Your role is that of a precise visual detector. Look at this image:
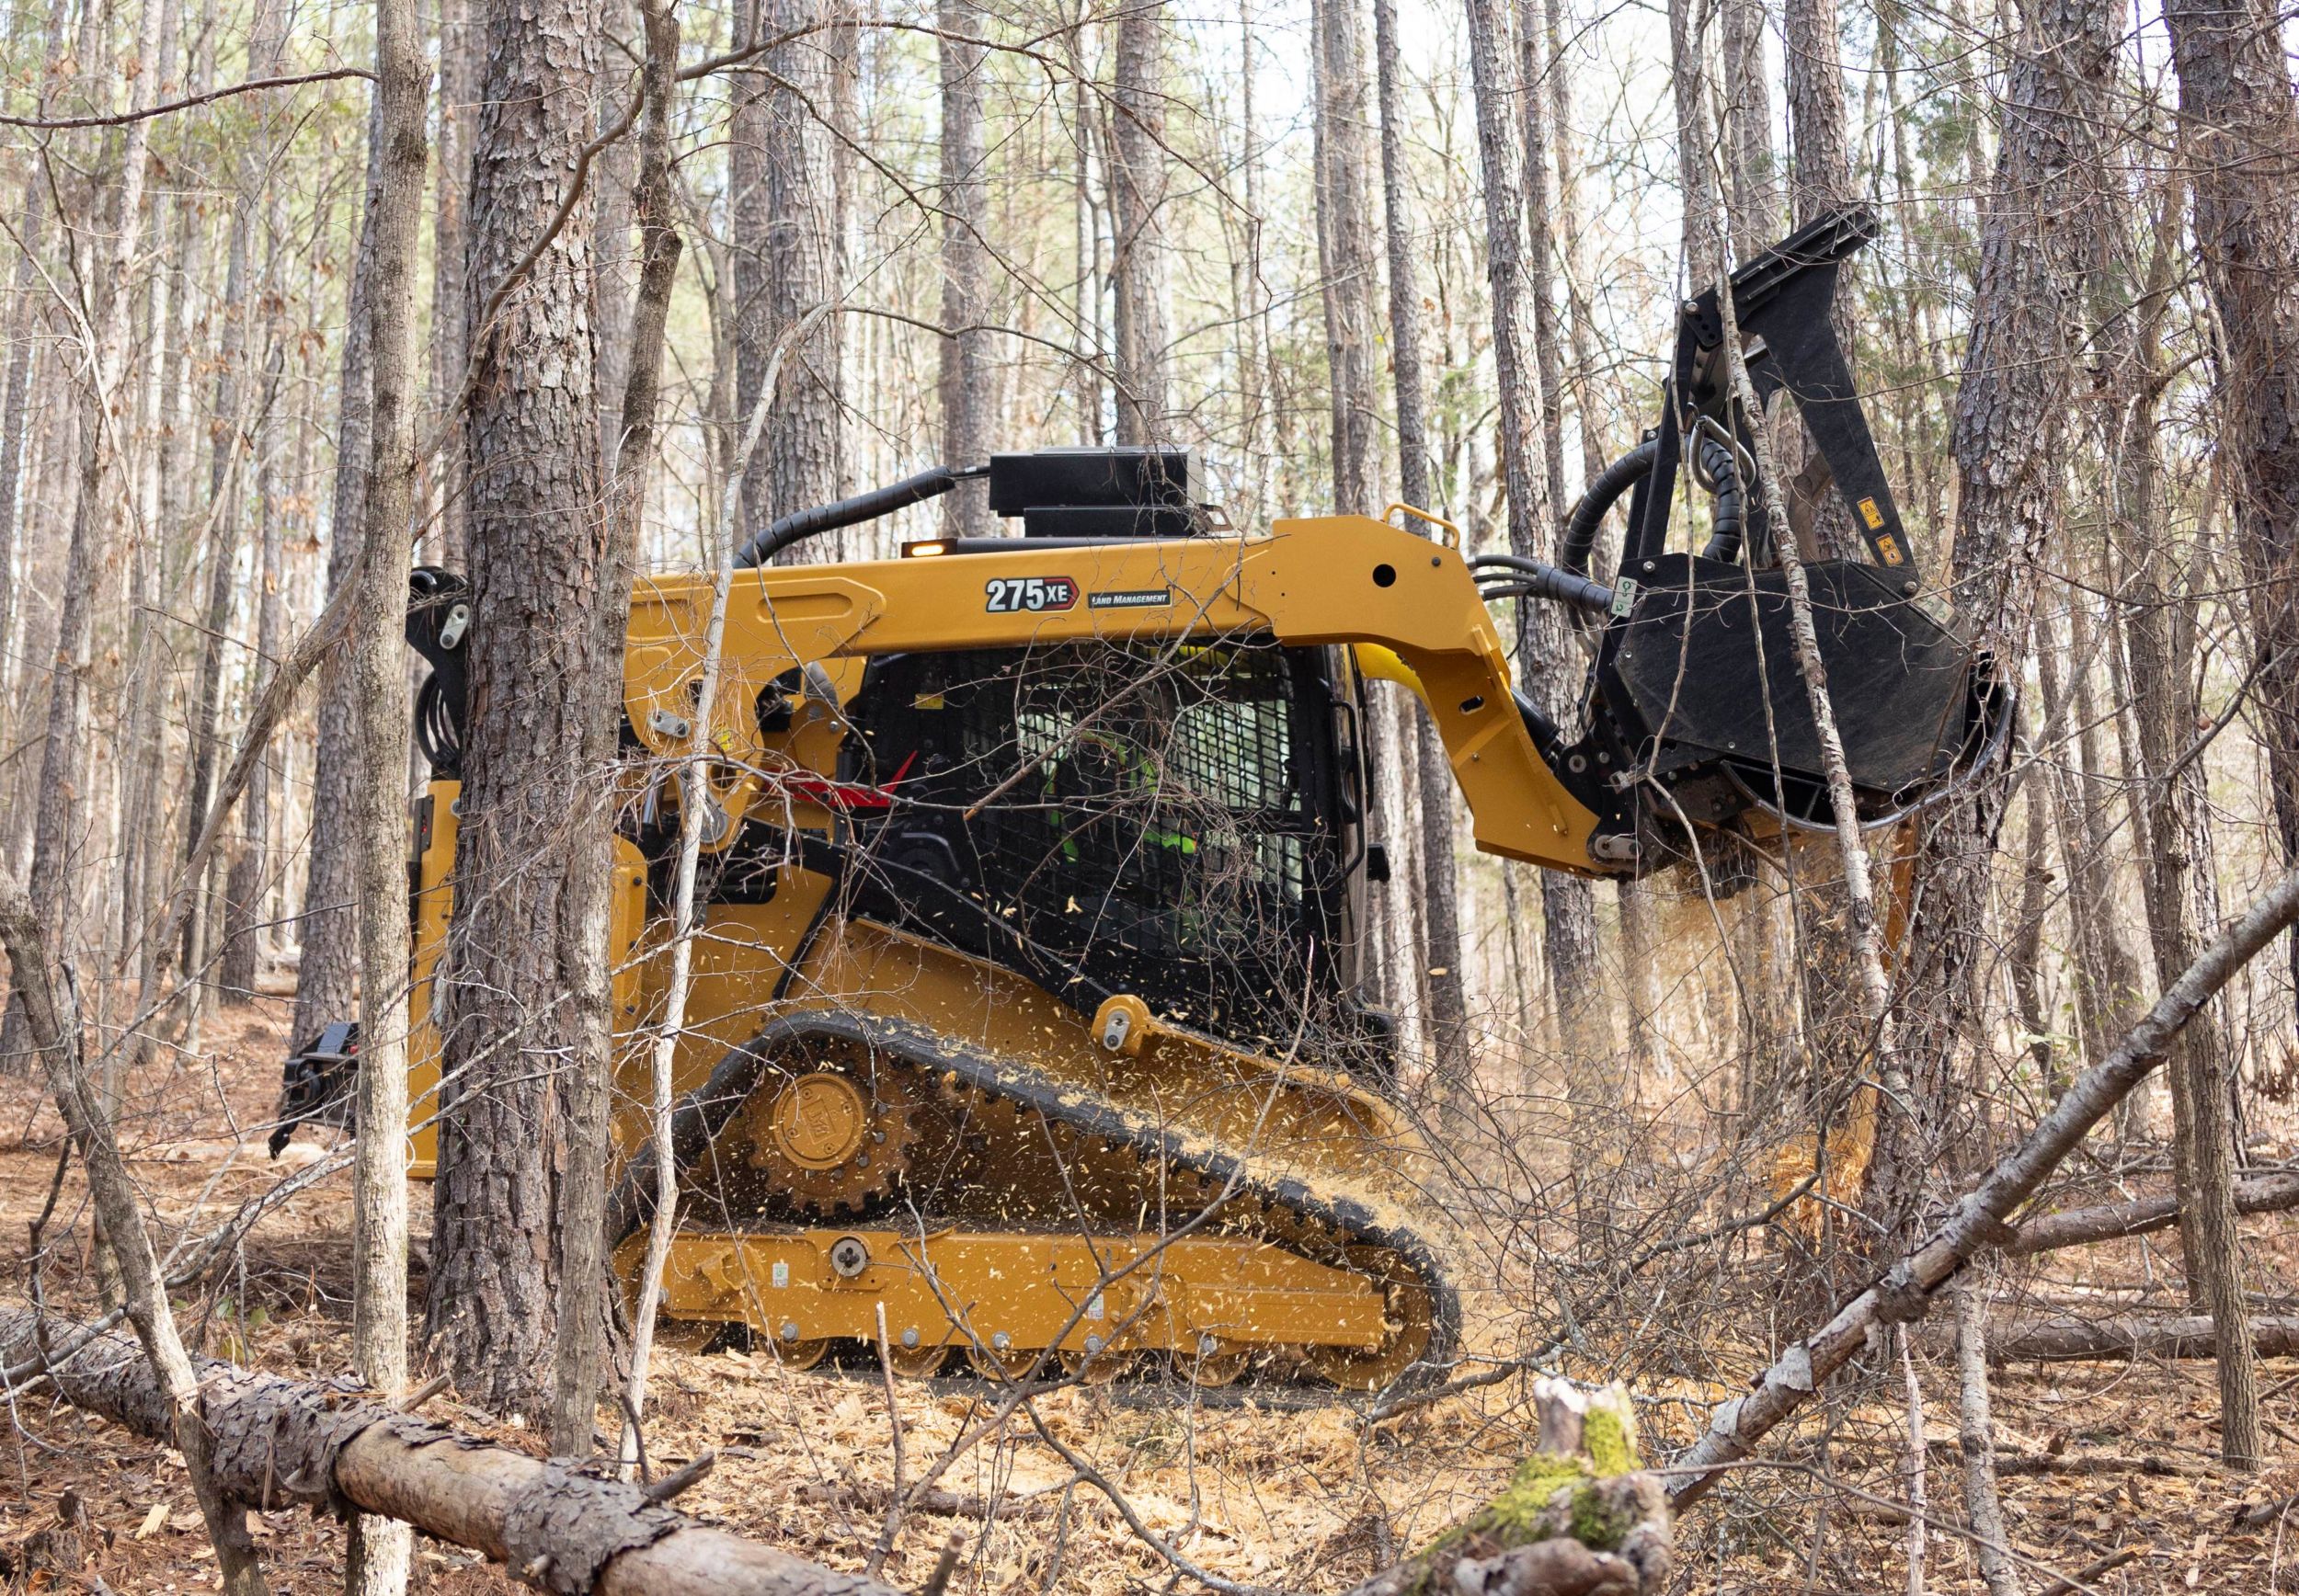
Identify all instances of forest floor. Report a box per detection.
[0,999,2294,1594]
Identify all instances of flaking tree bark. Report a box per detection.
[0,1311,894,1596]
[425,0,608,1418]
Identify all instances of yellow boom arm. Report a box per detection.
[619,514,1605,873]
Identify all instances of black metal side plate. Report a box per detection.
[1596,555,1973,798]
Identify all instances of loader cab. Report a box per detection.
[834,635,1390,1065]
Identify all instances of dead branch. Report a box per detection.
[1,1310,899,1596]
[2007,1169,2299,1254]
[1987,1313,2299,1364]
[0,67,372,129]
[792,1478,1067,1525]
[1666,862,2299,1509]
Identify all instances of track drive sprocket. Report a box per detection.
[744,1048,921,1214]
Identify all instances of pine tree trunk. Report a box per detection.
[427,0,477,564]
[346,0,429,1582]
[216,0,292,1003]
[1876,0,2117,1241]
[1372,0,1470,1089]
[556,0,684,1462]
[1461,0,1608,1089]
[939,0,992,534]
[2109,212,2262,1465]
[1110,0,1169,444]
[288,146,379,1058]
[1,0,170,1071]
[732,0,845,542]
[424,0,605,1419]
[1718,0,1778,241]
[1780,0,1850,224]
[2158,0,2299,1037]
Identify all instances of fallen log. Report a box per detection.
[2007,1169,2299,1255]
[1987,1314,2299,1364]
[2,1312,897,1596]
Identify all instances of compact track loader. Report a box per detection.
[276,207,2002,1391]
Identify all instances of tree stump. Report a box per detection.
[1350,1380,1671,1596]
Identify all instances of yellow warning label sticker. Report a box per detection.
[1859,496,1886,530]
[1875,533,1905,566]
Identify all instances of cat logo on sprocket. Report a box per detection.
[984,576,1079,613]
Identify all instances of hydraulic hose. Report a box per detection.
[1470,553,1615,615]
[1560,439,1657,576]
[735,464,982,567]
[1696,434,1744,562]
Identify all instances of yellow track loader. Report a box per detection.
[275,207,2003,1392]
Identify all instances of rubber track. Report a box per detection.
[608,1007,1463,1395]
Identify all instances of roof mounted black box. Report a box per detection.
[987,447,1205,530]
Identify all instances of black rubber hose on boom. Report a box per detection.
[1560,439,1657,576]
[1695,434,1745,563]
[735,464,978,568]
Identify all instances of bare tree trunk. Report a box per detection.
[1069,1,1102,444]
[1110,0,1169,444]
[552,0,684,1462]
[1875,0,2116,1244]
[2156,0,2299,1033]
[427,0,477,564]
[0,0,64,746]
[1718,0,1779,241]
[1311,0,1380,514]
[2114,254,2261,1465]
[732,0,846,541]
[217,0,292,1003]
[424,0,605,1419]
[1953,1278,2021,1596]
[1781,0,1851,224]
[5,1310,906,1596]
[939,0,992,533]
[2,0,171,1070]
[1371,0,1470,1089]
[289,149,380,1058]
[1462,0,1608,1096]
[345,0,429,1584]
